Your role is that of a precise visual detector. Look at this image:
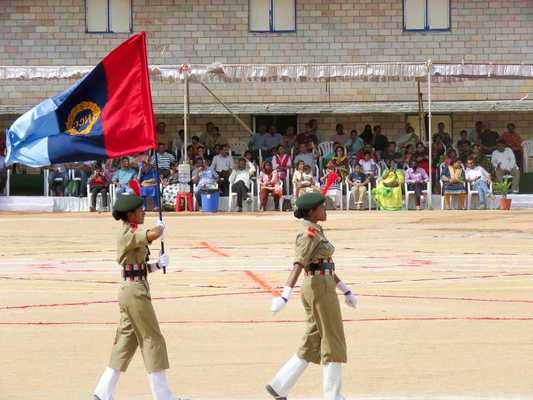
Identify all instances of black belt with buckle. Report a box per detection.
[122,264,148,281]
[307,260,335,273]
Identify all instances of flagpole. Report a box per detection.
[153,151,166,274]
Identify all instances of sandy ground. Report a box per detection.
[0,210,532,400]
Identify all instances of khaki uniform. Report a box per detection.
[108,223,169,373]
[293,220,347,365]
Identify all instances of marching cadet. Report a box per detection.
[93,193,176,400]
[267,192,357,400]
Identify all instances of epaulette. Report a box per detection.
[307,226,316,238]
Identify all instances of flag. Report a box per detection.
[5,32,156,167]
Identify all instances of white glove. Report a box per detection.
[156,220,165,241]
[337,281,357,308]
[271,286,292,314]
[158,252,169,269]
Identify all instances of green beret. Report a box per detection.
[113,194,144,213]
[295,192,326,211]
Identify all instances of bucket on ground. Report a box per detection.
[201,191,219,212]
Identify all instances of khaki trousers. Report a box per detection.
[351,185,367,205]
[109,282,170,373]
[297,275,347,365]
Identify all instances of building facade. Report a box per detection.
[1,0,533,148]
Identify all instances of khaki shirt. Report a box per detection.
[117,222,152,265]
[293,220,335,267]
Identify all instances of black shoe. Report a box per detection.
[93,396,102,400]
[266,384,286,400]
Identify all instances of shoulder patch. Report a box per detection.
[307,227,316,238]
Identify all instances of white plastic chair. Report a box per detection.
[257,181,283,211]
[228,181,255,212]
[230,142,248,158]
[404,181,430,209]
[86,184,111,211]
[467,181,493,209]
[344,177,372,211]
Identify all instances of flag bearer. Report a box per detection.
[267,192,357,400]
[93,193,176,400]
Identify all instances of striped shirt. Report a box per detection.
[152,152,175,170]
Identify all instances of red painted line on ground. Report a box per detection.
[0,290,270,311]
[244,270,280,297]
[371,272,533,284]
[2,316,533,326]
[194,241,230,257]
[357,293,533,304]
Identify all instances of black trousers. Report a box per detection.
[217,170,231,196]
[231,181,249,208]
[90,186,108,208]
[407,182,424,206]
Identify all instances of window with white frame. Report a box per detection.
[404,0,450,31]
[86,0,132,33]
[249,0,296,32]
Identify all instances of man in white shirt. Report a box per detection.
[491,140,520,193]
[229,158,253,212]
[211,144,234,196]
[465,158,492,209]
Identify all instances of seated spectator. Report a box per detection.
[358,151,378,181]
[491,140,520,193]
[331,124,350,146]
[104,158,121,182]
[373,156,404,211]
[88,164,110,212]
[283,126,297,153]
[432,135,446,164]
[48,164,68,196]
[414,141,427,159]
[320,161,342,208]
[272,144,291,184]
[199,122,215,149]
[296,122,319,150]
[394,152,407,171]
[373,125,389,155]
[465,157,492,209]
[243,150,257,176]
[346,129,364,156]
[354,143,377,164]
[347,163,369,209]
[262,125,283,158]
[229,158,253,212]
[292,161,318,199]
[381,141,397,163]
[441,159,466,210]
[162,162,181,211]
[201,124,226,151]
[112,157,137,195]
[133,152,150,170]
[196,144,207,161]
[153,143,176,178]
[67,161,93,197]
[435,122,452,148]
[139,160,160,211]
[403,144,415,165]
[249,125,267,157]
[258,160,282,211]
[331,145,349,180]
[480,129,500,155]
[211,144,233,196]
[0,145,6,195]
[405,159,429,210]
[500,123,523,170]
[175,129,184,162]
[443,148,458,166]
[192,158,219,210]
[191,136,201,157]
[293,143,317,173]
[397,125,418,149]
[471,120,485,144]
[359,124,373,145]
[470,144,493,177]
[457,130,471,162]
[186,145,195,165]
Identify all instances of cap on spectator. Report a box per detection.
[295,192,326,211]
[113,194,144,213]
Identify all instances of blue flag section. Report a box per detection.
[5,32,157,167]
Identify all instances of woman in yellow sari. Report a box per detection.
[373,157,404,211]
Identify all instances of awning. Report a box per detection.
[2,62,533,82]
[2,100,533,116]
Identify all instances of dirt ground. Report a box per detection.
[1,210,532,400]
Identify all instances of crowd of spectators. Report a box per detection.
[0,119,527,212]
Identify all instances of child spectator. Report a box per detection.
[358,151,378,181]
[405,159,429,210]
[292,161,317,199]
[320,161,342,208]
[88,164,110,212]
[347,164,369,209]
[293,143,317,173]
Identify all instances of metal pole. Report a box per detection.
[6,168,10,196]
[183,66,189,162]
[199,81,254,136]
[417,80,424,143]
[427,60,433,209]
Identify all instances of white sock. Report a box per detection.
[323,362,344,400]
[148,370,177,400]
[94,367,120,400]
[270,354,309,397]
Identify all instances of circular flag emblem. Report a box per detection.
[65,101,101,136]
